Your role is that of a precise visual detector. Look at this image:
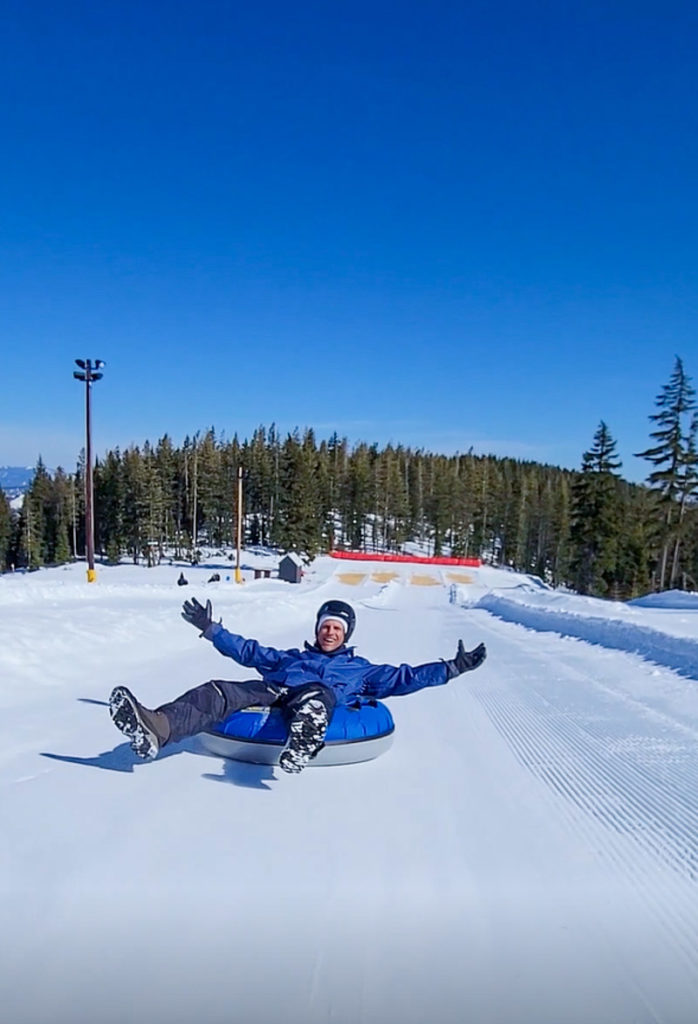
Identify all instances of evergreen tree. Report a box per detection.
[468,457,491,561]
[197,428,225,546]
[143,441,166,564]
[20,410,677,598]
[681,497,698,591]
[325,432,349,546]
[341,443,374,550]
[614,483,655,599]
[511,464,531,570]
[245,426,274,546]
[423,455,452,556]
[19,458,53,567]
[182,433,200,555]
[550,472,572,586]
[668,412,698,588]
[154,435,180,553]
[267,423,282,544]
[635,356,697,589]
[314,439,334,550]
[95,449,124,563]
[449,454,474,558]
[274,430,323,555]
[406,451,427,549]
[568,422,623,595]
[121,447,149,563]
[374,444,410,552]
[73,451,86,559]
[0,489,12,570]
[50,468,72,565]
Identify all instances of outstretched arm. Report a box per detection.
[181,597,285,673]
[360,641,487,699]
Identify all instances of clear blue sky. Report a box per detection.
[2,0,697,483]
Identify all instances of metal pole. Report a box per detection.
[233,466,241,585]
[85,366,95,582]
[73,358,104,582]
[192,443,198,555]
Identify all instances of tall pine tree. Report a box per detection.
[0,489,12,570]
[568,422,623,596]
[635,356,697,589]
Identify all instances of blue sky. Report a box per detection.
[2,1,697,482]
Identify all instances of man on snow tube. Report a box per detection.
[109,598,486,775]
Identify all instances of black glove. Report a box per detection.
[181,597,214,635]
[445,640,487,679]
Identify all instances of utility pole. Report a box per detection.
[73,359,105,582]
[235,464,243,583]
[192,441,198,557]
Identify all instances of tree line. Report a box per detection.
[2,357,697,599]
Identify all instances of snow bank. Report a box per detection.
[466,590,698,681]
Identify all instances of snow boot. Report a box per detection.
[109,686,171,760]
[278,698,329,774]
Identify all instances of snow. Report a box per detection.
[282,550,304,566]
[3,554,698,1024]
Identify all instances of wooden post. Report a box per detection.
[235,465,243,583]
[192,441,198,557]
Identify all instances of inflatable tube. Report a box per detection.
[201,701,395,767]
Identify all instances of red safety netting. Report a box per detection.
[329,551,481,567]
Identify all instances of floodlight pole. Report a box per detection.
[73,359,105,583]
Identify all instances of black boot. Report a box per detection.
[278,698,329,774]
[109,686,171,760]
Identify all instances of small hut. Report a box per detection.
[278,551,303,584]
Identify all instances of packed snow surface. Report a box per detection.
[3,553,698,1024]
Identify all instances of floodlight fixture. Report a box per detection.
[72,358,106,582]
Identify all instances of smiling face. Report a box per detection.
[316,618,346,652]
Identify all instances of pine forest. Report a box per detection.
[2,357,698,600]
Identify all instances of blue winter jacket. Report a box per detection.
[204,622,450,706]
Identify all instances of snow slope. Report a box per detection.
[2,554,698,1024]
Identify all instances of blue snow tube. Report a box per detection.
[201,701,395,767]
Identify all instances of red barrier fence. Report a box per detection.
[329,551,481,567]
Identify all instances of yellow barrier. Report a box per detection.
[336,573,367,585]
[409,574,441,587]
[371,571,399,583]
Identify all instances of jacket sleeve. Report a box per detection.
[204,622,286,674]
[360,659,450,699]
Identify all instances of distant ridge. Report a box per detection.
[0,466,35,497]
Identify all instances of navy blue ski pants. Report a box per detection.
[156,679,337,745]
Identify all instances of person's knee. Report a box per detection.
[285,683,336,715]
[315,684,336,713]
[190,681,228,716]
